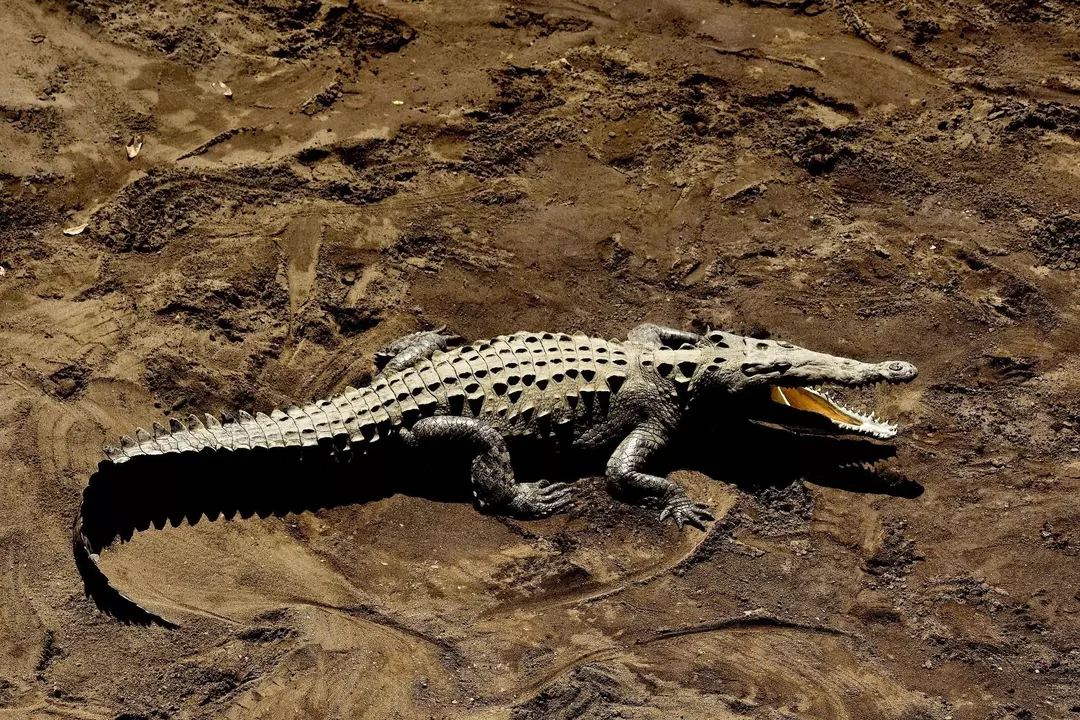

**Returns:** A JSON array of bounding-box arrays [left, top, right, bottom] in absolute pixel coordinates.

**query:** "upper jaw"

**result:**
[[771, 360, 919, 389]]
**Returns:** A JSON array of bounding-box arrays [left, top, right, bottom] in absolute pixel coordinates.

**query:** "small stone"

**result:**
[[55, 379, 77, 397]]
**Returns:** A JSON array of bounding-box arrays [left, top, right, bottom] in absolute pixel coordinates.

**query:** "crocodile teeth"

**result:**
[[799, 386, 898, 439]]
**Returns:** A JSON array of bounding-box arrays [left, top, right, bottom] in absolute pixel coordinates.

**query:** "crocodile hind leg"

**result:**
[[401, 416, 574, 518], [374, 327, 463, 377], [627, 323, 703, 349], [606, 420, 714, 530]]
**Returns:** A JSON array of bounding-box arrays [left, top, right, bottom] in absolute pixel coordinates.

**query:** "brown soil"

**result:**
[[2, 0, 1080, 717]]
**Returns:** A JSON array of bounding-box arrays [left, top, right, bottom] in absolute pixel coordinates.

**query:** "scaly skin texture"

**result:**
[[74, 323, 917, 627]]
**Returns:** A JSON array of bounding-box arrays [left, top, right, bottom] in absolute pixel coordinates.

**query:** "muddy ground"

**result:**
[[2, 0, 1080, 717]]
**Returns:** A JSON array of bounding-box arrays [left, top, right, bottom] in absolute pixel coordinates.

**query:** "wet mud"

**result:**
[[2, 0, 1080, 717]]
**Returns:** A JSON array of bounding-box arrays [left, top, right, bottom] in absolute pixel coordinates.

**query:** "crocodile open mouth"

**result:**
[[769, 385, 898, 439]]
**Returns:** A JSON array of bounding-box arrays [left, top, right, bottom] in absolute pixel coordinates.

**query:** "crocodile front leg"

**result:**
[[374, 327, 462, 377], [401, 416, 574, 518], [627, 323, 703, 349], [606, 420, 714, 530]]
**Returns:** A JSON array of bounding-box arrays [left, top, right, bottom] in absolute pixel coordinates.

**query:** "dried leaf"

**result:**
[[126, 135, 143, 160], [63, 223, 88, 236]]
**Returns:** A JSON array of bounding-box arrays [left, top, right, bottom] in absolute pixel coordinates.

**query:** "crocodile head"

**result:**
[[692, 330, 917, 440]]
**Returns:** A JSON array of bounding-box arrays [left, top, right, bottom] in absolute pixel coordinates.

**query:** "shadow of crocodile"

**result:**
[[76, 415, 921, 626]]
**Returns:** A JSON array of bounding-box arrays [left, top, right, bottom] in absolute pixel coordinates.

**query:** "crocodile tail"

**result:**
[[74, 400, 376, 628]]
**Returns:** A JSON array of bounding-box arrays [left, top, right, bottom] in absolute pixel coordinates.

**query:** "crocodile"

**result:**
[[74, 323, 918, 628]]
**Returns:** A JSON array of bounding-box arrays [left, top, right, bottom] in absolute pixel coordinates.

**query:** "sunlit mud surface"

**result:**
[[2, 0, 1080, 717]]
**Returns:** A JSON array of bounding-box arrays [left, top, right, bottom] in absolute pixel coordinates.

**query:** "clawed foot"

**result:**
[[374, 328, 463, 371], [659, 496, 714, 530], [505, 480, 574, 519]]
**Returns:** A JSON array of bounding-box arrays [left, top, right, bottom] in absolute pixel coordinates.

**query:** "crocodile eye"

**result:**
[[889, 361, 906, 372], [778, 342, 793, 349], [756, 343, 769, 350]]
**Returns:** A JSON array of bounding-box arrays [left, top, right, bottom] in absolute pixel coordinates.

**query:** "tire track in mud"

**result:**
[[276, 215, 324, 338]]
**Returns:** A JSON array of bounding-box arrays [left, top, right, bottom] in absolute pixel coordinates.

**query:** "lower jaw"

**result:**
[[769, 385, 898, 439]]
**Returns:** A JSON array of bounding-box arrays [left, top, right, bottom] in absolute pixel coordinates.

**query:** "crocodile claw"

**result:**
[[659, 497, 714, 530], [506, 481, 574, 519]]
